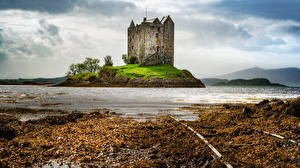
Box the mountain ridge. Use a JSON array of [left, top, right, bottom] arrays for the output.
[[213, 67, 300, 87]]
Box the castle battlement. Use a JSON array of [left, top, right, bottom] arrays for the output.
[[128, 16, 174, 66]]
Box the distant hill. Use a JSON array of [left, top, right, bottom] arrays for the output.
[[213, 78, 285, 87], [0, 76, 67, 85], [201, 78, 229, 86], [32, 77, 67, 84], [215, 67, 300, 87], [0, 81, 8, 85]]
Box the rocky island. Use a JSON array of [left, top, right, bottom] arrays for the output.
[[213, 78, 285, 87], [60, 64, 205, 88]]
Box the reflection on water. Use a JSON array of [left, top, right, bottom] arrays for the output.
[[0, 85, 299, 121]]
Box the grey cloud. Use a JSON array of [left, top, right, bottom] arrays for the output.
[[287, 26, 300, 37], [179, 0, 300, 50], [0, 30, 3, 47], [0, 28, 53, 59], [0, 31, 7, 62], [0, 0, 136, 15], [77, 0, 135, 15], [38, 19, 62, 46], [179, 18, 251, 47], [0, 51, 7, 62], [30, 44, 53, 57], [212, 0, 300, 22], [0, 0, 75, 14], [39, 19, 60, 36]]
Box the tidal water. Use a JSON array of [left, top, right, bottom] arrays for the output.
[[0, 85, 299, 121]]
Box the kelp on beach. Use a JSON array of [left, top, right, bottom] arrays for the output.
[[0, 109, 222, 167], [0, 98, 299, 167], [184, 98, 300, 167]]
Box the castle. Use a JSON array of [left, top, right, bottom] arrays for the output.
[[128, 16, 174, 66]]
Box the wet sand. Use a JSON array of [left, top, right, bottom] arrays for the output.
[[0, 98, 299, 167]]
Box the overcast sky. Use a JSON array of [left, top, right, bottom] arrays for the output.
[[0, 0, 300, 78]]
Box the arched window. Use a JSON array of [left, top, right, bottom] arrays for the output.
[[157, 46, 160, 52]]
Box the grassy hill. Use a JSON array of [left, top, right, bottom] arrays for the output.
[[102, 64, 194, 79], [70, 64, 195, 80]]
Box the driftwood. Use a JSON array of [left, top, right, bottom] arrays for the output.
[[262, 131, 300, 146], [173, 118, 233, 168]]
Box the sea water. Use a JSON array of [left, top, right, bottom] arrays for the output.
[[0, 85, 299, 121]]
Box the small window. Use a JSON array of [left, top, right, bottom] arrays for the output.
[[156, 33, 159, 38], [132, 46, 133, 49], [157, 46, 160, 52]]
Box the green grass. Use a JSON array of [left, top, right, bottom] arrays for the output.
[[101, 64, 193, 79], [69, 72, 98, 80]]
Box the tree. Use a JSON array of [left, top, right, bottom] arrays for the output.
[[129, 54, 137, 64], [66, 64, 78, 76], [104, 55, 113, 66], [66, 57, 101, 77], [77, 63, 87, 73], [83, 57, 100, 73]]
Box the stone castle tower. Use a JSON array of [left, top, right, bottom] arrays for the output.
[[128, 16, 174, 66]]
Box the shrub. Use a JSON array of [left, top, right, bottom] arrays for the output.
[[122, 54, 128, 64], [122, 54, 137, 64], [104, 55, 113, 66]]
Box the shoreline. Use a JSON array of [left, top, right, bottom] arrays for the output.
[[0, 98, 299, 167], [57, 78, 206, 88]]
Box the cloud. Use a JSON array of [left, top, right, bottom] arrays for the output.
[[76, 0, 136, 15], [39, 19, 60, 36], [38, 19, 62, 45], [178, 17, 251, 48], [0, 51, 7, 62], [287, 26, 300, 37], [0, 0, 75, 14], [0, 0, 136, 15], [0, 25, 55, 60], [213, 0, 300, 22], [0, 30, 8, 62]]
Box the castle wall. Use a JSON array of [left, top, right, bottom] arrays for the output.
[[128, 16, 174, 66], [128, 24, 146, 63], [163, 19, 174, 66], [144, 23, 164, 61]]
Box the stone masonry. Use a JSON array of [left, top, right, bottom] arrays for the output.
[[128, 16, 174, 66]]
